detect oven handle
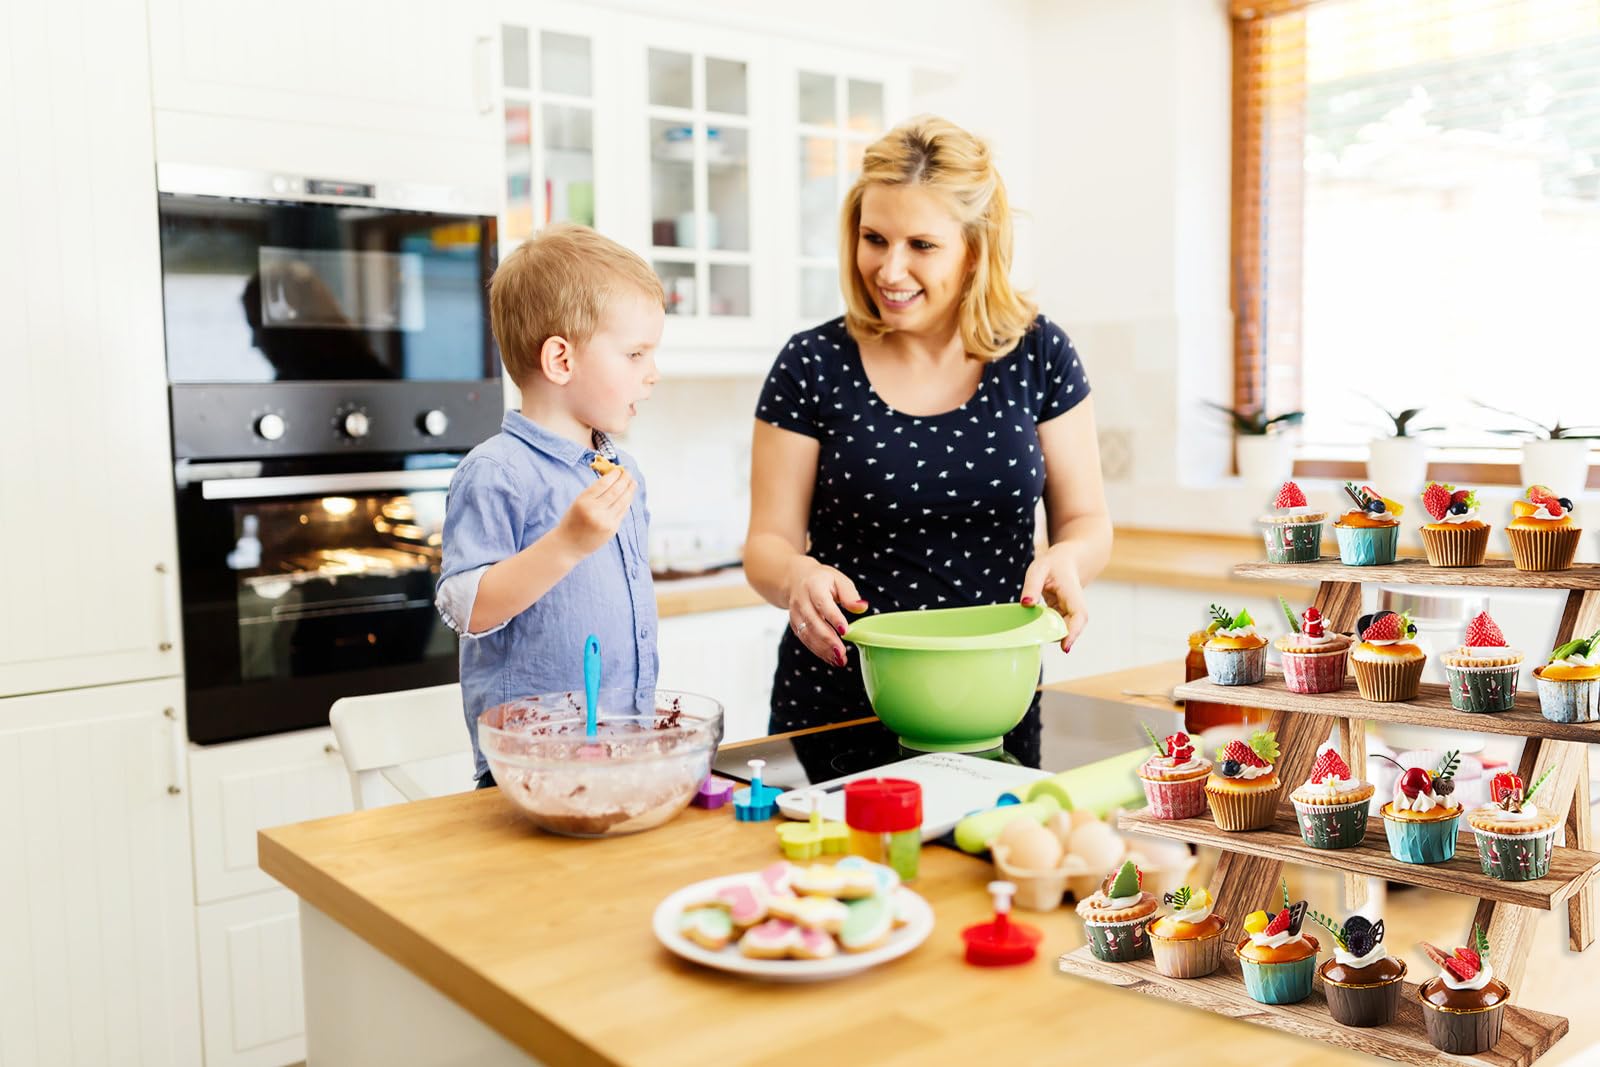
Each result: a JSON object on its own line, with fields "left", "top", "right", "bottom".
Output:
{"left": 199, "top": 469, "right": 455, "bottom": 500}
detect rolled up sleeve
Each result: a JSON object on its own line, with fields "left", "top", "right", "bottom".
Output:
{"left": 437, "top": 458, "right": 525, "bottom": 637}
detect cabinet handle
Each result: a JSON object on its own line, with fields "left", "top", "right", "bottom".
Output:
{"left": 473, "top": 34, "right": 494, "bottom": 115}
{"left": 324, "top": 742, "right": 340, "bottom": 756}
{"left": 155, "top": 562, "right": 177, "bottom": 653}
{"left": 163, "top": 706, "right": 185, "bottom": 796}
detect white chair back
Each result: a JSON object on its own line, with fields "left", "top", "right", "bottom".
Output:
{"left": 329, "top": 683, "right": 471, "bottom": 809}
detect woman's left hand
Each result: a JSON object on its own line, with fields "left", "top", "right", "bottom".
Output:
{"left": 1019, "top": 547, "right": 1088, "bottom": 653}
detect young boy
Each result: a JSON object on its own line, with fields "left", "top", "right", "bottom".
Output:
{"left": 435, "top": 224, "right": 665, "bottom": 787}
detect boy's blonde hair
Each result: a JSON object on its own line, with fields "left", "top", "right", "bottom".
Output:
{"left": 490, "top": 223, "right": 665, "bottom": 386}
{"left": 840, "top": 116, "right": 1037, "bottom": 362}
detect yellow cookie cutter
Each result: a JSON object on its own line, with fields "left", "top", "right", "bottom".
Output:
{"left": 776, "top": 789, "right": 849, "bottom": 861}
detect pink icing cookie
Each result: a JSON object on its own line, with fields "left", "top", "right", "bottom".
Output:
{"left": 738, "top": 919, "right": 801, "bottom": 959}
{"left": 792, "top": 925, "right": 839, "bottom": 960}
{"left": 715, "top": 879, "right": 769, "bottom": 927}
{"left": 757, "top": 861, "right": 797, "bottom": 897}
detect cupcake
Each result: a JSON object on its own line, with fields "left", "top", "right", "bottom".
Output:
{"left": 1137, "top": 725, "right": 1211, "bottom": 820}
{"left": 1259, "top": 480, "right": 1326, "bottom": 563}
{"left": 1290, "top": 748, "right": 1375, "bottom": 849}
{"left": 1311, "top": 910, "right": 1406, "bottom": 1027}
{"left": 1146, "top": 884, "right": 1227, "bottom": 979}
{"left": 1333, "top": 482, "right": 1401, "bottom": 566}
{"left": 1533, "top": 626, "right": 1600, "bottom": 724}
{"left": 1469, "top": 768, "right": 1562, "bottom": 882}
{"left": 1351, "top": 610, "right": 1426, "bottom": 702}
{"left": 1201, "top": 604, "right": 1267, "bottom": 685}
{"left": 1440, "top": 611, "right": 1524, "bottom": 713}
{"left": 1418, "top": 926, "right": 1510, "bottom": 1056}
{"left": 1418, "top": 481, "right": 1490, "bottom": 566}
{"left": 1236, "top": 886, "right": 1320, "bottom": 1005}
{"left": 1506, "top": 484, "right": 1581, "bottom": 571}
{"left": 1274, "top": 599, "right": 1353, "bottom": 694}
{"left": 1379, "top": 750, "right": 1462, "bottom": 864}
{"left": 1075, "top": 860, "right": 1158, "bottom": 962}
{"left": 1204, "top": 730, "right": 1282, "bottom": 832}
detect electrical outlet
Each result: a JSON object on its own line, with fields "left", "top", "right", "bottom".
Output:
{"left": 1099, "top": 428, "right": 1133, "bottom": 482}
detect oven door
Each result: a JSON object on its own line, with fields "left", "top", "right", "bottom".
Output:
{"left": 176, "top": 466, "right": 460, "bottom": 744}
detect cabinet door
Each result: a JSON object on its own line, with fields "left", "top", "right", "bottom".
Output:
{"left": 658, "top": 605, "right": 787, "bottom": 743}
{"left": 0, "top": 0, "right": 182, "bottom": 698}
{"left": 196, "top": 890, "right": 306, "bottom": 1067}
{"left": 0, "top": 680, "right": 201, "bottom": 1066}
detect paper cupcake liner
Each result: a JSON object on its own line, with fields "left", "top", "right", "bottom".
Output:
{"left": 1206, "top": 782, "right": 1280, "bottom": 832}
{"left": 1421, "top": 997, "right": 1506, "bottom": 1056}
{"left": 1444, "top": 663, "right": 1521, "bottom": 713}
{"left": 1261, "top": 520, "right": 1323, "bottom": 563}
{"left": 1082, "top": 914, "right": 1152, "bottom": 962}
{"left": 1140, "top": 773, "right": 1210, "bottom": 820}
{"left": 1334, "top": 523, "right": 1399, "bottom": 566}
{"left": 1148, "top": 923, "right": 1227, "bottom": 979}
{"left": 1535, "top": 674, "right": 1600, "bottom": 724}
{"left": 1352, "top": 655, "right": 1425, "bottom": 702}
{"left": 1382, "top": 811, "right": 1460, "bottom": 864}
{"left": 1237, "top": 950, "right": 1318, "bottom": 1005}
{"left": 1506, "top": 525, "right": 1581, "bottom": 572}
{"left": 1319, "top": 960, "right": 1406, "bottom": 1028}
{"left": 1472, "top": 825, "right": 1558, "bottom": 882}
{"left": 1281, "top": 647, "right": 1350, "bottom": 694}
{"left": 1420, "top": 524, "right": 1490, "bottom": 567}
{"left": 1291, "top": 796, "right": 1371, "bottom": 849}
{"left": 1203, "top": 644, "right": 1267, "bottom": 686}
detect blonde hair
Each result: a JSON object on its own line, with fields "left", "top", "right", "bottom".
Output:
{"left": 490, "top": 223, "right": 665, "bottom": 386}
{"left": 840, "top": 116, "right": 1036, "bottom": 362}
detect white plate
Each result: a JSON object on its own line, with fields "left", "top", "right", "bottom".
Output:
{"left": 652, "top": 874, "right": 934, "bottom": 982}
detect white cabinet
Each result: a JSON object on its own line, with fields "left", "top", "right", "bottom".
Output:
{"left": 0, "top": 0, "right": 182, "bottom": 699}
{"left": 0, "top": 680, "right": 200, "bottom": 1067}
{"left": 658, "top": 605, "right": 788, "bottom": 743}
{"left": 195, "top": 891, "right": 305, "bottom": 1067}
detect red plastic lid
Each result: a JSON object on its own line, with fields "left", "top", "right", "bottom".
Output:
{"left": 961, "top": 915, "right": 1043, "bottom": 966}
{"left": 843, "top": 777, "right": 922, "bottom": 833}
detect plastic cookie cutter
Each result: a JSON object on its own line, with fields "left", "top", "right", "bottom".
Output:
{"left": 961, "top": 881, "right": 1043, "bottom": 967}
{"left": 775, "top": 788, "right": 849, "bottom": 859}
{"left": 692, "top": 775, "right": 737, "bottom": 809}
{"left": 733, "top": 759, "right": 782, "bottom": 822}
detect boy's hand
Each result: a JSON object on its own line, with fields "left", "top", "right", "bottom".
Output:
{"left": 555, "top": 468, "right": 636, "bottom": 558}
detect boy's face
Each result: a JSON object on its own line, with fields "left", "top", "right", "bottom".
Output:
{"left": 567, "top": 288, "right": 664, "bottom": 435}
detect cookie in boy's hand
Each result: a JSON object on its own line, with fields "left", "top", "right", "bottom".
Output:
{"left": 589, "top": 455, "right": 620, "bottom": 476}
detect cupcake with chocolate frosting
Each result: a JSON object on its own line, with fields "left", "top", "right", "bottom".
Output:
{"left": 1418, "top": 925, "right": 1510, "bottom": 1056}
{"left": 1312, "top": 909, "right": 1406, "bottom": 1027}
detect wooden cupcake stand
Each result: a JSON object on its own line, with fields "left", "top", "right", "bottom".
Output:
{"left": 1060, "top": 558, "right": 1600, "bottom": 1066}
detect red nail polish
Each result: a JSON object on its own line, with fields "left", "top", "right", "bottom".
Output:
{"left": 1021, "top": 596, "right": 1035, "bottom": 606}
{"left": 835, "top": 649, "right": 847, "bottom": 667}
{"left": 836, "top": 624, "right": 847, "bottom": 636}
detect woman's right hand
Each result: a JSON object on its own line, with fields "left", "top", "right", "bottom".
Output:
{"left": 783, "top": 557, "right": 868, "bottom": 667}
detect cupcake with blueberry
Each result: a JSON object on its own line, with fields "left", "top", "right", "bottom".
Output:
{"left": 1146, "top": 884, "right": 1227, "bottom": 979}
{"left": 1350, "top": 609, "right": 1426, "bottom": 702}
{"left": 1235, "top": 883, "right": 1320, "bottom": 1005}
{"left": 1418, "top": 926, "right": 1509, "bottom": 1056}
{"left": 1419, "top": 481, "right": 1490, "bottom": 567}
{"left": 1259, "top": 480, "right": 1325, "bottom": 563}
{"left": 1441, "top": 611, "right": 1524, "bottom": 714}
{"left": 1333, "top": 482, "right": 1402, "bottom": 566}
{"left": 1075, "top": 860, "right": 1158, "bottom": 962}
{"left": 1290, "top": 748, "right": 1375, "bottom": 849}
{"left": 1533, "top": 626, "right": 1600, "bottom": 724}
{"left": 1274, "top": 598, "right": 1353, "bottom": 694}
{"left": 1378, "top": 750, "right": 1462, "bottom": 864}
{"left": 1200, "top": 604, "right": 1267, "bottom": 685}
{"left": 1137, "top": 725, "right": 1211, "bottom": 820}
{"left": 1469, "top": 768, "right": 1562, "bottom": 882}
{"left": 1311, "top": 910, "right": 1406, "bottom": 1028}
{"left": 1204, "top": 730, "right": 1281, "bottom": 832}
{"left": 1506, "top": 484, "right": 1581, "bottom": 571}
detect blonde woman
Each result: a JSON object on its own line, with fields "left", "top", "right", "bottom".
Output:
{"left": 744, "top": 116, "right": 1113, "bottom": 762}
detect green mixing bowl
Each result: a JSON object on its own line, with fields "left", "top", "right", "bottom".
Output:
{"left": 842, "top": 603, "right": 1067, "bottom": 752}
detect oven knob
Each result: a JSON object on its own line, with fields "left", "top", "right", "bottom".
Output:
{"left": 418, "top": 409, "right": 449, "bottom": 437}
{"left": 254, "top": 413, "right": 286, "bottom": 441}
{"left": 341, "top": 411, "right": 371, "bottom": 439}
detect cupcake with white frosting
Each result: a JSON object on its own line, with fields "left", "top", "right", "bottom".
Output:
{"left": 1290, "top": 748, "right": 1375, "bottom": 849}
{"left": 1379, "top": 751, "right": 1462, "bottom": 864}
{"left": 1274, "top": 600, "right": 1352, "bottom": 694}
{"left": 1200, "top": 604, "right": 1267, "bottom": 686}
{"left": 1235, "top": 883, "right": 1319, "bottom": 1005}
{"left": 1419, "top": 925, "right": 1510, "bottom": 1056}
{"left": 1440, "top": 611, "right": 1524, "bottom": 714}
{"left": 1259, "top": 480, "right": 1325, "bottom": 563}
{"left": 1533, "top": 626, "right": 1600, "bottom": 724}
{"left": 1146, "top": 884, "right": 1226, "bottom": 979}
{"left": 1469, "top": 768, "right": 1562, "bottom": 882}
{"left": 1312, "top": 909, "right": 1406, "bottom": 1028}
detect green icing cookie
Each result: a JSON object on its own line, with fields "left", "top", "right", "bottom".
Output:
{"left": 839, "top": 895, "right": 893, "bottom": 950}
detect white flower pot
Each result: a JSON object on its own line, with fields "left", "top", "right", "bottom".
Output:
{"left": 1520, "top": 439, "right": 1593, "bottom": 494}
{"left": 1366, "top": 437, "right": 1429, "bottom": 496}
{"left": 1236, "top": 434, "right": 1295, "bottom": 488}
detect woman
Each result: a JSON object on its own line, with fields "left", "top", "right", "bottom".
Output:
{"left": 744, "top": 116, "right": 1113, "bottom": 768}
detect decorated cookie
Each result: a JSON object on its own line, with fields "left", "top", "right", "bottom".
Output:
{"left": 791, "top": 926, "right": 840, "bottom": 960}
{"left": 835, "top": 855, "right": 901, "bottom": 896}
{"left": 791, "top": 861, "right": 879, "bottom": 900}
{"left": 738, "top": 919, "right": 802, "bottom": 959}
{"left": 768, "top": 894, "right": 850, "bottom": 932}
{"left": 678, "top": 905, "right": 734, "bottom": 950}
{"left": 715, "top": 879, "right": 770, "bottom": 927}
{"left": 839, "top": 895, "right": 896, "bottom": 953}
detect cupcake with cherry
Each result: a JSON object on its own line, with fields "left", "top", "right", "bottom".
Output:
{"left": 1378, "top": 750, "right": 1462, "bottom": 864}
{"left": 1533, "top": 625, "right": 1600, "bottom": 724}
{"left": 1075, "top": 860, "right": 1158, "bottom": 962}
{"left": 1469, "top": 768, "right": 1562, "bottom": 883}
{"left": 1334, "top": 482, "right": 1402, "bottom": 566}
{"left": 1274, "top": 597, "right": 1353, "bottom": 694}
{"left": 1259, "top": 480, "right": 1325, "bottom": 563}
{"left": 1290, "top": 748, "right": 1375, "bottom": 850}
{"left": 1204, "top": 730, "right": 1281, "bottom": 832}
{"left": 1310, "top": 909, "right": 1406, "bottom": 1027}
{"left": 1200, "top": 604, "right": 1268, "bottom": 686}
{"left": 1507, "top": 484, "right": 1581, "bottom": 571}
{"left": 1418, "top": 925, "right": 1510, "bottom": 1056}
{"left": 1236, "top": 883, "right": 1320, "bottom": 1005}
{"left": 1137, "top": 724, "right": 1211, "bottom": 820}
{"left": 1350, "top": 609, "right": 1426, "bottom": 702}
{"left": 1419, "top": 481, "right": 1489, "bottom": 566}
{"left": 1146, "top": 884, "right": 1227, "bottom": 979}
{"left": 1441, "top": 611, "right": 1524, "bottom": 714}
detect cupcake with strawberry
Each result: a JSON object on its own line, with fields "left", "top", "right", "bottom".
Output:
{"left": 1274, "top": 598, "right": 1353, "bottom": 694}
{"left": 1333, "top": 482, "right": 1402, "bottom": 566}
{"left": 1506, "top": 484, "right": 1581, "bottom": 571}
{"left": 1533, "top": 626, "right": 1600, "bottom": 724}
{"left": 1350, "top": 609, "right": 1426, "bottom": 702}
{"left": 1235, "top": 882, "right": 1320, "bottom": 1005}
{"left": 1200, "top": 604, "right": 1268, "bottom": 685}
{"left": 1378, "top": 751, "right": 1462, "bottom": 864}
{"left": 1259, "top": 480, "right": 1326, "bottom": 563}
{"left": 1075, "top": 860, "right": 1158, "bottom": 962}
{"left": 1204, "top": 730, "right": 1281, "bottom": 832}
{"left": 1420, "top": 481, "right": 1490, "bottom": 567}
{"left": 1137, "top": 724, "right": 1211, "bottom": 820}
{"left": 1311, "top": 909, "right": 1406, "bottom": 1028}
{"left": 1469, "top": 768, "right": 1562, "bottom": 882}
{"left": 1290, "top": 748, "right": 1375, "bottom": 849}
{"left": 1419, "top": 926, "right": 1510, "bottom": 1056}
{"left": 1441, "top": 611, "right": 1524, "bottom": 714}
{"left": 1146, "top": 884, "right": 1227, "bottom": 979}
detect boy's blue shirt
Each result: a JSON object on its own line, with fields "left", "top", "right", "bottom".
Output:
{"left": 438, "top": 409, "right": 658, "bottom": 778}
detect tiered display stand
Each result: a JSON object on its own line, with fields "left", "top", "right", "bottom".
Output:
{"left": 1060, "top": 558, "right": 1600, "bottom": 1066}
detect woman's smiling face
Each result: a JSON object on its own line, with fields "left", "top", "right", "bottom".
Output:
{"left": 856, "top": 183, "right": 972, "bottom": 336}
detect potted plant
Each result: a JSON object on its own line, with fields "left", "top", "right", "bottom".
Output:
{"left": 1475, "top": 402, "right": 1599, "bottom": 492}
{"left": 1205, "top": 402, "right": 1305, "bottom": 487}
{"left": 1364, "top": 396, "right": 1442, "bottom": 495}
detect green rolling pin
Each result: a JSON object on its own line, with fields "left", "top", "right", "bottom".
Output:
{"left": 1024, "top": 747, "right": 1150, "bottom": 817}
{"left": 953, "top": 793, "right": 1062, "bottom": 854}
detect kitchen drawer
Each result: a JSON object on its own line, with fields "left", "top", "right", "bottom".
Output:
{"left": 196, "top": 890, "right": 304, "bottom": 1067}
